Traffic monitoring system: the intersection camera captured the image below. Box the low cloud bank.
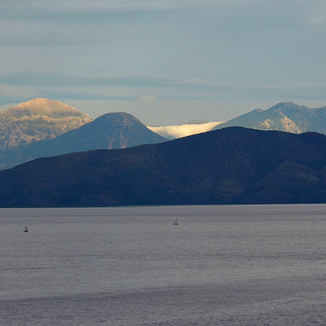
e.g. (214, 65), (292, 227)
(148, 121), (223, 139)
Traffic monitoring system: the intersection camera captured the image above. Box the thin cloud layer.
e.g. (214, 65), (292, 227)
(0, 0), (325, 123)
(148, 122), (223, 139)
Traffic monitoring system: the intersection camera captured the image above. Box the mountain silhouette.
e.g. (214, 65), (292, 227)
(0, 127), (326, 207)
(213, 102), (326, 134)
(1, 112), (166, 169)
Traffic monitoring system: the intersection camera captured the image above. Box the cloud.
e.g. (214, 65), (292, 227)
(147, 121), (223, 139)
(1, 0), (325, 119)
(0, 86), (42, 105)
(137, 96), (156, 102)
(40, 89), (136, 102)
(0, 0), (211, 26)
(0, 72), (230, 92)
(0, 0), (221, 17)
(1, 70), (326, 107)
(299, 83), (326, 89)
(305, 2), (326, 26)
(310, 14), (326, 26)
(0, 0), (314, 42)
(0, 72), (166, 87)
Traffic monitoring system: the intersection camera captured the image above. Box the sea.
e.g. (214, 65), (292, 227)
(1, 204), (326, 326)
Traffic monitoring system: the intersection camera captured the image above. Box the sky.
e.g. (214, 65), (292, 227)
(0, 0), (326, 125)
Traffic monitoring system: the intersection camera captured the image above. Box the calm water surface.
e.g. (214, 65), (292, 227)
(1, 205), (326, 325)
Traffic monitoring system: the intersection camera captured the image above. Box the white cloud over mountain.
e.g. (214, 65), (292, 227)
(147, 121), (222, 139)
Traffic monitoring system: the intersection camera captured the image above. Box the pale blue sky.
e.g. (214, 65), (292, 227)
(0, 0), (326, 125)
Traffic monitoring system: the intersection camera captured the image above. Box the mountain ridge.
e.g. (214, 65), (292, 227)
(0, 111), (166, 169)
(2, 98), (81, 117)
(213, 102), (326, 134)
(1, 126), (326, 207)
(0, 98), (92, 151)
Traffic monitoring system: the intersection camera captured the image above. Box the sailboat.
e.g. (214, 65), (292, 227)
(173, 218), (178, 225)
(23, 225), (28, 232)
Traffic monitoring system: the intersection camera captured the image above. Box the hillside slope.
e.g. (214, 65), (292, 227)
(0, 98), (91, 151)
(0, 112), (167, 169)
(214, 102), (326, 134)
(0, 127), (326, 207)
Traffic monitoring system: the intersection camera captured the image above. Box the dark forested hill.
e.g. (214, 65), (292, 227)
(1, 127), (326, 207)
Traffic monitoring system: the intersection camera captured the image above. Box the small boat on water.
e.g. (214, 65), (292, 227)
(23, 225), (28, 232)
(173, 218), (178, 225)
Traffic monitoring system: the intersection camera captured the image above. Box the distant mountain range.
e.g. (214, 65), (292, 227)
(149, 102), (326, 138)
(0, 98), (91, 150)
(1, 98), (326, 171)
(1, 127), (326, 207)
(0, 111), (166, 170)
(0, 99), (166, 169)
(213, 102), (326, 134)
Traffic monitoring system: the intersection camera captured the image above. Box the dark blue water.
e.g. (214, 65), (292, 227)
(1, 205), (326, 325)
